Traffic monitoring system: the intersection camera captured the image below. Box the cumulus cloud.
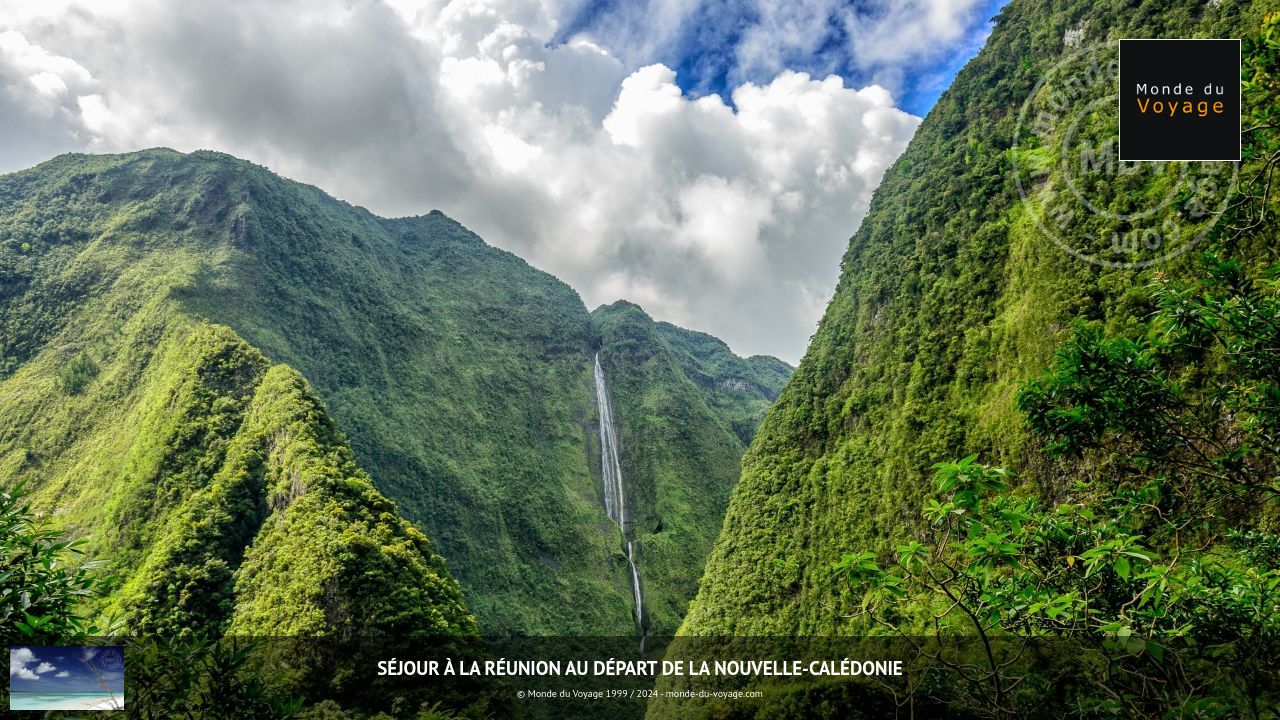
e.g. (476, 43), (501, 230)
(10, 648), (56, 680)
(0, 0), (924, 362)
(56, 671), (70, 677)
(10, 648), (38, 680)
(0, 28), (99, 169)
(517, 66), (917, 358)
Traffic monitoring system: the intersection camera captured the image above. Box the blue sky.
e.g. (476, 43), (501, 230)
(0, 0), (1008, 362)
(9, 646), (125, 694)
(555, 0), (1008, 116)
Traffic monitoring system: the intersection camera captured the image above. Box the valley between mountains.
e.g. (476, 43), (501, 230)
(0, 149), (790, 638)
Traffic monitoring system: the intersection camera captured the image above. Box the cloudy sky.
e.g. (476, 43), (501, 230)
(0, 0), (1003, 363)
(9, 646), (125, 694)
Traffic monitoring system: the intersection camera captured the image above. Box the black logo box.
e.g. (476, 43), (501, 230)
(1119, 38), (1240, 162)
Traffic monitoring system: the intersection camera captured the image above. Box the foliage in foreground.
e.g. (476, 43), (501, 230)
(836, 250), (1280, 718)
(127, 636), (304, 720)
(1, 488), (497, 718)
(832, 20), (1280, 713)
(0, 481), (119, 643)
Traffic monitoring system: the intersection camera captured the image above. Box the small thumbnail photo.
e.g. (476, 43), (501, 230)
(9, 646), (124, 711)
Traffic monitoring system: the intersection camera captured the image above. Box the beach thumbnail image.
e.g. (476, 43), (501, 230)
(8, 646), (124, 711)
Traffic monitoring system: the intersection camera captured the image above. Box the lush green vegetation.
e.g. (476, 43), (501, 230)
(682, 0), (1280, 638)
(101, 334), (477, 638)
(0, 145), (786, 719)
(57, 351), (99, 395)
(840, 453), (1276, 717)
(828, 240), (1280, 716)
(0, 146), (785, 636)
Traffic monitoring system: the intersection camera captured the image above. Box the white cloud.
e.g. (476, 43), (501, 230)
(35, 661), (56, 674)
(0, 0), (923, 363)
(732, 0), (991, 82)
(837, 0), (994, 92)
(0, 27), (99, 169)
(10, 648), (37, 680)
(543, 66), (917, 357)
(10, 648), (42, 680)
(55, 671), (70, 678)
(841, 0), (990, 67)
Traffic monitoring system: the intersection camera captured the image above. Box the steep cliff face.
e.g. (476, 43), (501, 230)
(681, 0), (1279, 635)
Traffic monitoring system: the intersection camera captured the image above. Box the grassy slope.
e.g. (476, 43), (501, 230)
(681, 0), (1279, 635)
(0, 150), (788, 635)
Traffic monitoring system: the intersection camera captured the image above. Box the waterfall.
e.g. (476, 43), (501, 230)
(594, 353), (646, 640)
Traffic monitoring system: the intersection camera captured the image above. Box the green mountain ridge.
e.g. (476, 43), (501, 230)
(681, 0), (1280, 636)
(0, 148), (789, 636)
(1, 304), (476, 638)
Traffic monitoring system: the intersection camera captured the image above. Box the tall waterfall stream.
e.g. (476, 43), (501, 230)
(593, 353), (646, 645)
